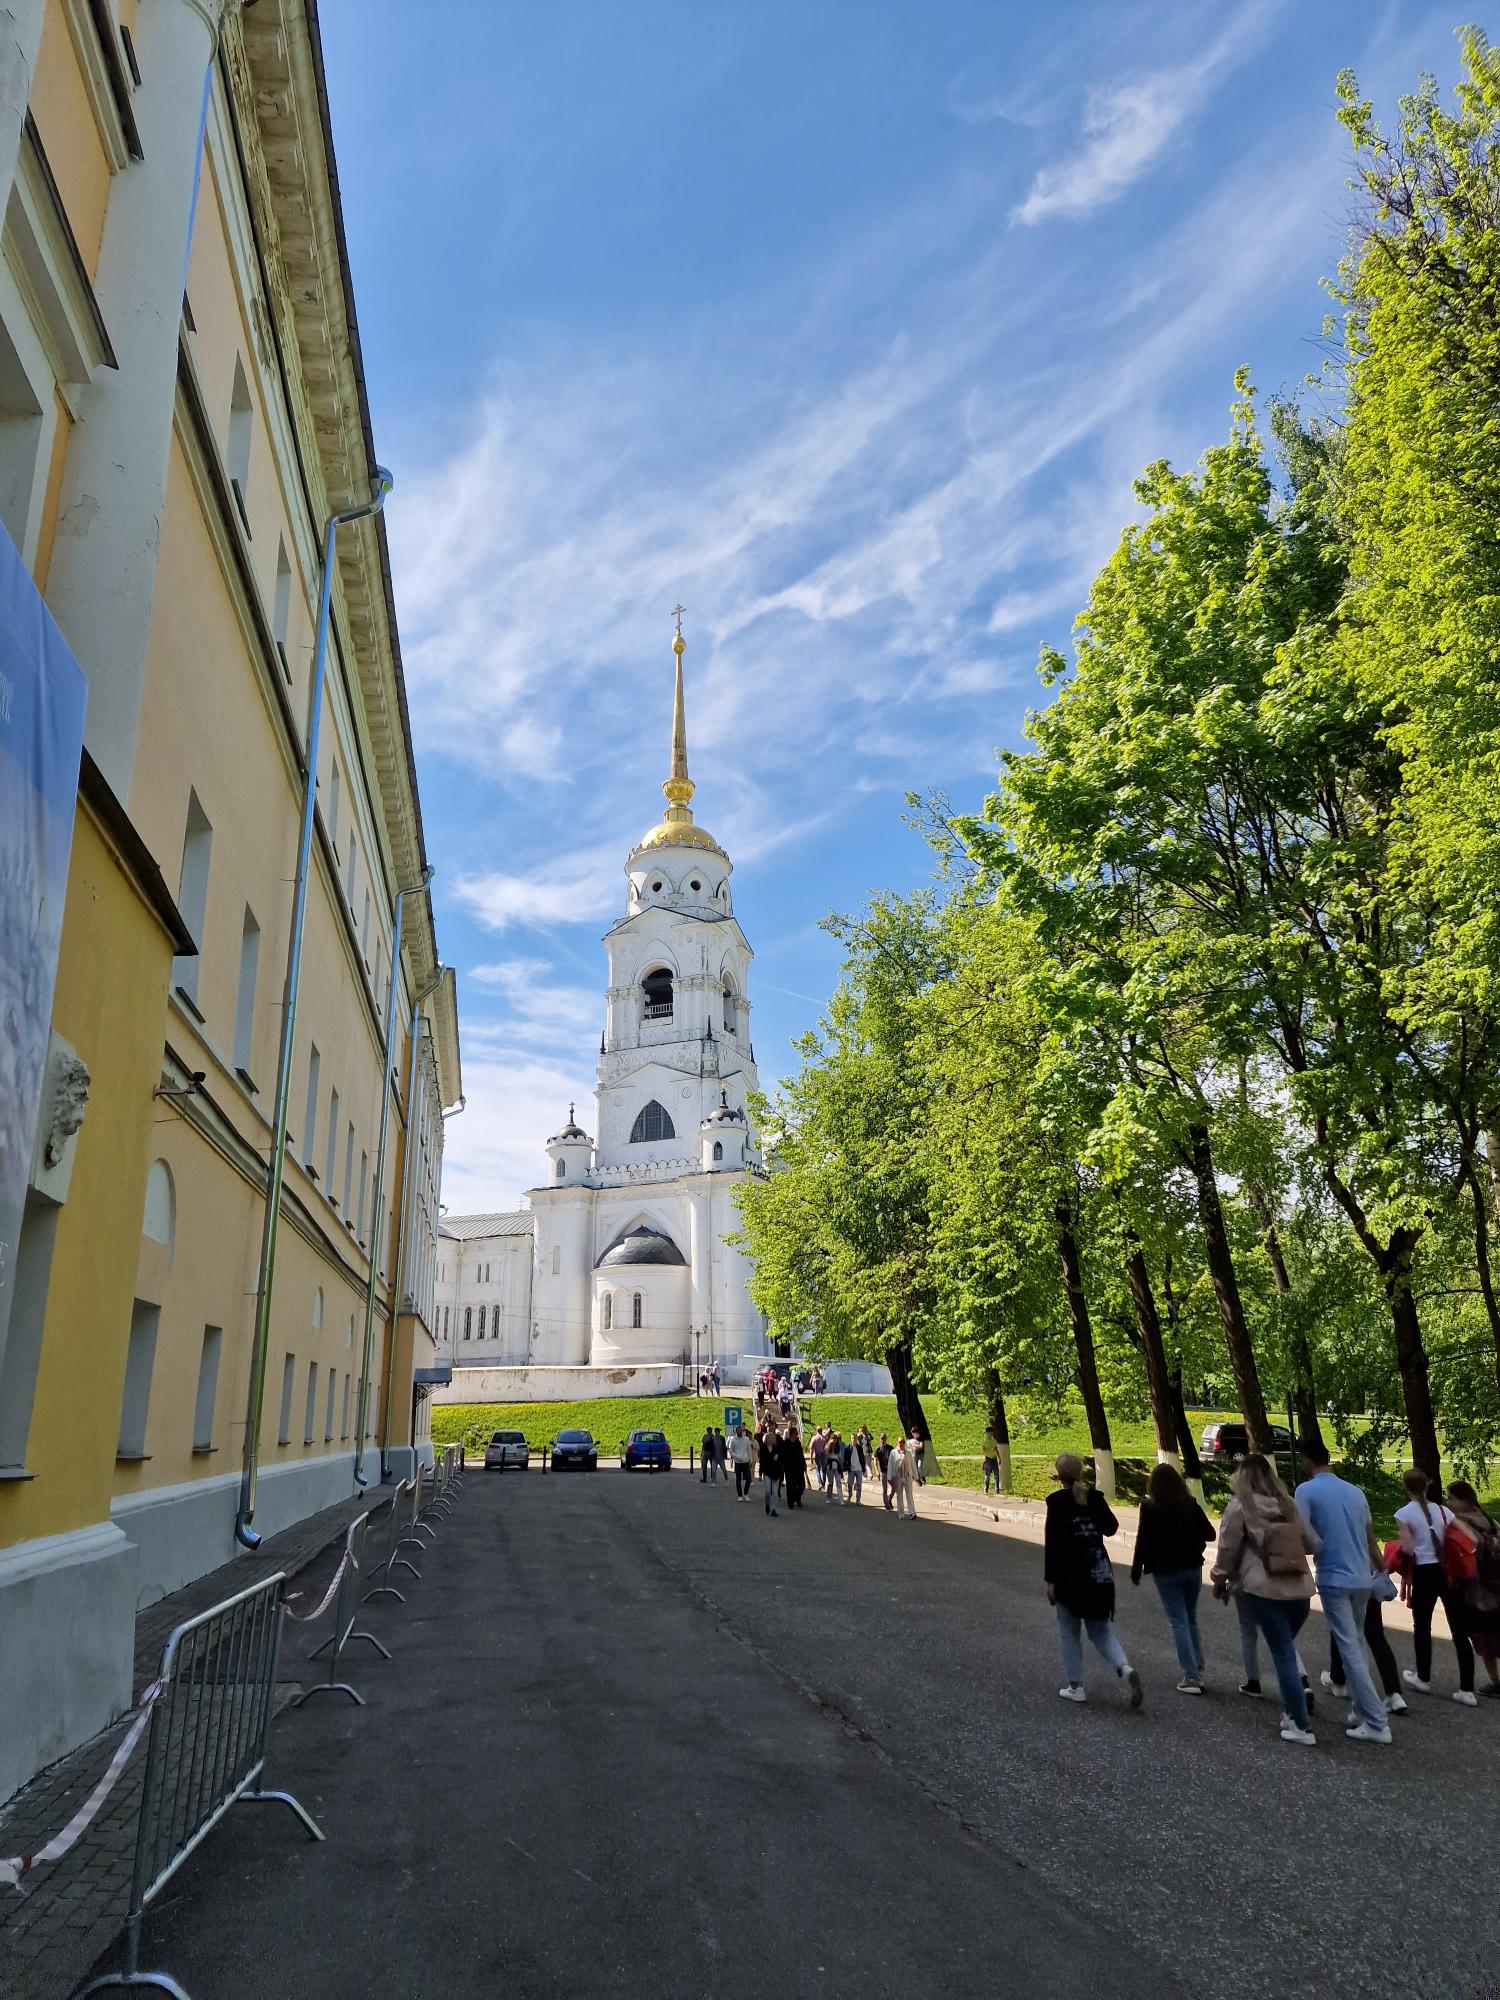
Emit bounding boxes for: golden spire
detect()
[662,604,694,825]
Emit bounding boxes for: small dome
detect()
[703,1090,747,1127]
[597,1225,687,1269]
[548,1101,588,1145]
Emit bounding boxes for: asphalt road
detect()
[78,1465,1500,2000]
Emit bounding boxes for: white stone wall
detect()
[431,1363,685,1404]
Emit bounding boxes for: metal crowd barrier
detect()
[362,1477,418,1602]
[293,1511,389,1707]
[78,1571,322,1998]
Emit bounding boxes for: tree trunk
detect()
[1461,1152,1500,1408]
[1247,1187,1325,1456]
[984,1366,1012,1494]
[1383,1231,1441,1487]
[1187,1122,1272,1453]
[1123,1239,1177,1460]
[885,1338,931,1450]
[1166,1360,1205,1484]
[1055,1199,1114,1497]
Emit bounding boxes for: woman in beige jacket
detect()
[1212,1454,1320,1745]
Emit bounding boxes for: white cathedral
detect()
[434,617,773,1389]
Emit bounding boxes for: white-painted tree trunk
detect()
[1187,1477,1206,1504]
[1156,1447,1182,1468]
[1093,1447,1115,1501]
[997,1442,1012,1494]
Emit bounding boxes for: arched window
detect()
[463,1307,472,1340]
[722,982,737,1032]
[551,1245,561,1276]
[478,1305,486,1339]
[632,1291,642,1328]
[312,1286,323,1331]
[642,967,673,1020]
[602,1292,613,1331]
[713,1140,724,1162]
[630,1099,675,1144]
[556,1157,566,1178]
[142,1160,175,1256]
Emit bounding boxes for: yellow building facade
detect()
[0,0,459,1803]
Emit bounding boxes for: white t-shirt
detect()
[1396,1499,1453,1565]
[728,1433,752,1465]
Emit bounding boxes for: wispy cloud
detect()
[1012,11,1270,227]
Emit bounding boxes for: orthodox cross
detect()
[672,602,686,637]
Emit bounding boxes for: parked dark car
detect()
[552,1428,597,1471]
[1200,1420,1295,1466]
[621,1428,672,1472]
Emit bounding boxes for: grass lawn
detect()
[431,1393,1498,1539]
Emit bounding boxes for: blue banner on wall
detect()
[0,521,87,1360]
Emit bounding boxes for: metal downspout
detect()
[235,465,393,1549]
[353,867,433,1487]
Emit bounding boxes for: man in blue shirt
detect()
[1295,1437,1391,1743]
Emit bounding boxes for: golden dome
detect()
[632,818,727,857]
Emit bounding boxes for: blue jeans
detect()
[983,1457,999,1493]
[1319,1585,1386,1730]
[1152,1568,1205,1678]
[1241,1594,1310,1729]
[1056,1604,1128,1684]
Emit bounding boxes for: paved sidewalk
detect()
[0,1477,401,1999]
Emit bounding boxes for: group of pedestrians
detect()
[1045,1434,1500,1746]
[703,1416,930,1523]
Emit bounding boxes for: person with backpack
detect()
[845,1433,864,1505]
[1212,1453,1318,1744]
[1129,1461,1215,1694]
[1294,1436,1390,1743]
[1045,1453,1142,1708]
[1446,1481,1500,1698]
[1395,1469,1477,1705]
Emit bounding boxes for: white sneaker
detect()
[1176,1677,1203,1695]
[1385,1693,1409,1715]
[1058,1684,1087,1703]
[1402,1669,1431,1692]
[1345,1721,1393,1744]
[1320,1671,1346,1696]
[1280,1722,1316,1745]
[1453,1689,1478,1707]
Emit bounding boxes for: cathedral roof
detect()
[629,612,727,863]
[596,1224,688,1269]
[439,1211,535,1241]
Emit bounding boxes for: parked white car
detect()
[484,1429,530,1470]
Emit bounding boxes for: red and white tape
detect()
[0,1680,164,1891]
[281,1547,351,1624]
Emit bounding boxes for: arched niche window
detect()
[463,1306,472,1340]
[632,1291,643,1328]
[722,981,737,1033]
[713,1140,724,1162]
[478,1305,487,1339]
[551,1245,561,1276]
[142,1160,175,1258]
[630,1099,675,1144]
[642,967,673,1021]
[602,1292,613,1331]
[555,1158,566,1179]
[311,1286,323,1331]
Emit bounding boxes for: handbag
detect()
[1371,1569,1398,1603]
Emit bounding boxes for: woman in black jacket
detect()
[1044,1453,1142,1708]
[1129,1461,1215,1694]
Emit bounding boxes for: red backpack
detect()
[1442,1519,1478,1588]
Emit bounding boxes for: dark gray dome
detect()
[704,1090,747,1126]
[597,1225,686,1269]
[549,1101,588,1144]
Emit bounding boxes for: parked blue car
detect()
[621,1428,672,1472]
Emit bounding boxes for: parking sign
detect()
[723,1404,743,1431]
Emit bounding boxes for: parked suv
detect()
[1200,1420,1295,1466]
[484,1429,530,1471]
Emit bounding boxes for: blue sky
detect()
[319,0,1467,1211]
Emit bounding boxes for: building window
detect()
[632,1291,642,1328]
[172,791,212,1004]
[630,1099,675,1144]
[551,1246,560,1276]
[312,1286,323,1331]
[347,1313,355,1350]
[341,1374,351,1440]
[361,889,372,964]
[342,1120,355,1218]
[193,1326,222,1451]
[142,1160,176,1256]
[713,1140,723,1162]
[304,1361,318,1445]
[233,906,260,1079]
[442,1306,449,1336]
[303,1045,321,1168]
[325,1086,340,1192]
[723,982,737,1032]
[227,355,253,523]
[602,1292,612,1331]
[324,1369,337,1442]
[357,1153,368,1241]
[642,967,673,1020]
[273,537,293,680]
[117,1301,159,1457]
[464,1307,472,1341]
[556,1158,565,1178]
[478,1305,487,1339]
[328,760,341,845]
